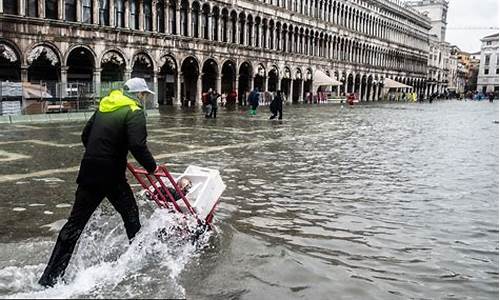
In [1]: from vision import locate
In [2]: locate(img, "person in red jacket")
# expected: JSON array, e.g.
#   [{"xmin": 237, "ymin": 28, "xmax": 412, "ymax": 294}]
[{"xmin": 38, "ymin": 78, "xmax": 158, "ymax": 288}]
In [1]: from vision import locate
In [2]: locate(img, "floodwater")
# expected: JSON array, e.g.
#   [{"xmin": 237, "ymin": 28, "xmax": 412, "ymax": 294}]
[{"xmin": 0, "ymin": 101, "xmax": 498, "ymax": 299}]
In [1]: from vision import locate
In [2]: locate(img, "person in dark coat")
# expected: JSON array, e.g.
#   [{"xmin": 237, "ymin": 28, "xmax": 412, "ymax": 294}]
[
  {"xmin": 269, "ymin": 90, "xmax": 283, "ymax": 120},
  {"xmin": 248, "ymin": 88, "xmax": 260, "ymax": 116},
  {"xmin": 208, "ymin": 90, "xmax": 219, "ymax": 118},
  {"xmin": 38, "ymin": 78, "xmax": 158, "ymax": 288}
]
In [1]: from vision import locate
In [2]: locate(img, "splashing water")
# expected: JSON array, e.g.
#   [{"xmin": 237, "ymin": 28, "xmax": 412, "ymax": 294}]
[{"xmin": 0, "ymin": 198, "xmax": 214, "ymax": 299}]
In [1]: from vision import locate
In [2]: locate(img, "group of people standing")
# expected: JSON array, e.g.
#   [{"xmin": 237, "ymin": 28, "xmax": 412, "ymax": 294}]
[
  {"xmin": 246, "ymin": 88, "xmax": 284, "ymax": 120},
  {"xmin": 203, "ymin": 88, "xmax": 220, "ymax": 118},
  {"xmin": 203, "ymin": 87, "xmax": 285, "ymax": 120}
]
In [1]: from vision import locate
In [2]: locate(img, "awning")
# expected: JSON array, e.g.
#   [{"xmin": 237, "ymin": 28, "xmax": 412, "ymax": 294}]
[
  {"xmin": 314, "ymin": 70, "xmax": 342, "ymax": 86},
  {"xmin": 383, "ymin": 78, "xmax": 412, "ymax": 89}
]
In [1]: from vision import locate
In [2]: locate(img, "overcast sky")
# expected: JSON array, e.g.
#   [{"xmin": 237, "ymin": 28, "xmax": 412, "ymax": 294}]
[{"xmin": 444, "ymin": 0, "xmax": 499, "ymax": 53}]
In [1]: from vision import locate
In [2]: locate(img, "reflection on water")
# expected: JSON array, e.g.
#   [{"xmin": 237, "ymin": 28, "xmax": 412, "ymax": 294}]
[{"xmin": 0, "ymin": 101, "xmax": 498, "ymax": 299}]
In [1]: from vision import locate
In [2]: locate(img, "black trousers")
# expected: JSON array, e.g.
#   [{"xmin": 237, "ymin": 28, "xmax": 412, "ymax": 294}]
[
  {"xmin": 270, "ymin": 107, "xmax": 282, "ymax": 120},
  {"xmin": 39, "ymin": 182, "xmax": 140, "ymax": 287},
  {"xmin": 209, "ymin": 106, "xmax": 217, "ymax": 118}
]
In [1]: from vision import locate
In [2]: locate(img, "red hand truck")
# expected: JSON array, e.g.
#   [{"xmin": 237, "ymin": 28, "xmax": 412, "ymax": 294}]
[{"xmin": 126, "ymin": 162, "xmax": 217, "ymax": 228}]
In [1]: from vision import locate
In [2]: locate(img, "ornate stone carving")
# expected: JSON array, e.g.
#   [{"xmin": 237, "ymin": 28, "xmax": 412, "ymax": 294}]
[
  {"xmin": 283, "ymin": 68, "xmax": 291, "ymax": 79},
  {"xmin": 133, "ymin": 53, "xmax": 153, "ymax": 68},
  {"xmin": 295, "ymin": 69, "xmax": 302, "ymax": 80},
  {"xmin": 27, "ymin": 45, "xmax": 59, "ymax": 66},
  {"xmin": 102, "ymin": 51, "xmax": 125, "ymax": 66},
  {"xmin": 160, "ymin": 55, "xmax": 177, "ymax": 70},
  {"xmin": 0, "ymin": 44, "xmax": 18, "ymax": 63}
]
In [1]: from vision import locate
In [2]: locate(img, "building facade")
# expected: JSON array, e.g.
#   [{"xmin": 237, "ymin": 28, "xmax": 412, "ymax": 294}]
[
  {"xmin": 477, "ymin": 33, "xmax": 499, "ymax": 94},
  {"xmin": 0, "ymin": 0, "xmax": 431, "ymax": 107},
  {"xmin": 406, "ymin": 0, "xmax": 450, "ymax": 96}
]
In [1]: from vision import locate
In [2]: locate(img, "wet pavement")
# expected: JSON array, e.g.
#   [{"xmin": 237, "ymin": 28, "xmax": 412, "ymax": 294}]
[{"xmin": 0, "ymin": 101, "xmax": 498, "ymax": 299}]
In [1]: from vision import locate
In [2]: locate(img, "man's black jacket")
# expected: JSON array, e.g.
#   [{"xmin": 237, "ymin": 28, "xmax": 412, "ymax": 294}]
[{"xmin": 77, "ymin": 91, "xmax": 156, "ymax": 185}]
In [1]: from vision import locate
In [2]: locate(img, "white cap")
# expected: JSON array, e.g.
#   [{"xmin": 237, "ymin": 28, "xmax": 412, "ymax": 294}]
[{"xmin": 124, "ymin": 78, "xmax": 155, "ymax": 95}]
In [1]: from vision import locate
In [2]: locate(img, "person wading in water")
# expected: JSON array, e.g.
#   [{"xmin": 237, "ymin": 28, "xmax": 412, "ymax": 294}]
[{"xmin": 38, "ymin": 78, "xmax": 158, "ymax": 287}]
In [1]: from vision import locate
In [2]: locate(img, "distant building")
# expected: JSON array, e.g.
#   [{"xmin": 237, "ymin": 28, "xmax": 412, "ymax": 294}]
[
  {"xmin": 406, "ymin": 0, "xmax": 450, "ymax": 96},
  {"xmin": 477, "ymin": 33, "xmax": 499, "ymax": 94}
]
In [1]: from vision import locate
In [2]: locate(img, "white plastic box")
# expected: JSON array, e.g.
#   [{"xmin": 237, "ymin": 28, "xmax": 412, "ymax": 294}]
[{"xmin": 149, "ymin": 165, "xmax": 226, "ymax": 221}]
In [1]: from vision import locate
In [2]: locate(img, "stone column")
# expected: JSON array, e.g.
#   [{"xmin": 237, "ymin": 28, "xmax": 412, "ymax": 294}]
[
  {"xmin": 187, "ymin": 8, "xmax": 191, "ymax": 36},
  {"xmin": 207, "ymin": 13, "xmax": 212, "ymax": 40},
  {"xmin": 216, "ymin": 74, "xmax": 222, "ymax": 95},
  {"xmin": 109, "ymin": 0, "xmax": 115, "ymax": 26},
  {"xmin": 0, "ymin": 0, "xmax": 3, "ymax": 14},
  {"xmin": 167, "ymin": 1, "xmax": 172, "ymax": 33},
  {"xmin": 138, "ymin": 0, "xmax": 144, "ymax": 30},
  {"xmin": 196, "ymin": 75, "xmax": 202, "ymax": 104},
  {"xmin": 299, "ymin": 79, "xmax": 304, "ymax": 102},
  {"xmin": 21, "ymin": 65, "xmax": 28, "ymax": 82},
  {"xmin": 61, "ymin": 66, "xmax": 68, "ymax": 98},
  {"xmin": 367, "ymin": 83, "xmax": 373, "ymax": 101},
  {"xmin": 374, "ymin": 83, "xmax": 380, "ymax": 101},
  {"xmin": 18, "ymin": 0, "xmax": 24, "ymax": 16},
  {"xmin": 93, "ymin": 68, "xmax": 101, "ymax": 99},
  {"xmin": 176, "ymin": 72, "xmax": 182, "ymax": 105},
  {"xmin": 58, "ymin": 0, "xmax": 64, "ymax": 19},
  {"xmin": 288, "ymin": 79, "xmax": 293, "ymax": 103},
  {"xmin": 124, "ymin": 68, "xmax": 132, "ymax": 80},
  {"xmin": 76, "ymin": 0, "xmax": 81, "ymax": 21},
  {"xmin": 175, "ymin": 7, "xmax": 180, "ymax": 35},
  {"xmin": 262, "ymin": 77, "xmax": 267, "ymax": 93},
  {"xmin": 153, "ymin": 71, "xmax": 158, "ymax": 108},
  {"xmin": 249, "ymin": 75, "xmax": 254, "ymax": 91},
  {"xmin": 151, "ymin": 0, "xmax": 157, "ymax": 32},
  {"xmin": 93, "ymin": 0, "xmax": 99, "ymax": 24}
]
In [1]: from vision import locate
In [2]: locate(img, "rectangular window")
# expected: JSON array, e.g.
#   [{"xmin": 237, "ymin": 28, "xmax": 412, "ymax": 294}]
[
  {"xmin": 485, "ymin": 54, "xmax": 490, "ymax": 65},
  {"xmin": 496, "ymin": 69, "xmax": 499, "ymax": 75},
  {"xmin": 144, "ymin": 0, "xmax": 152, "ymax": 31},
  {"xmin": 82, "ymin": 0, "xmax": 93, "ymax": 23},
  {"xmin": 169, "ymin": 4, "xmax": 176, "ymax": 34},
  {"xmin": 115, "ymin": 0, "xmax": 124, "ymax": 27},
  {"xmin": 129, "ymin": 0, "xmax": 139, "ymax": 29},
  {"xmin": 484, "ymin": 69, "xmax": 489, "ymax": 75},
  {"xmin": 45, "ymin": 0, "xmax": 58, "ymax": 19},
  {"xmin": 99, "ymin": 0, "xmax": 109, "ymax": 26},
  {"xmin": 4, "ymin": 0, "xmax": 18, "ymax": 14},
  {"xmin": 65, "ymin": 0, "xmax": 76, "ymax": 21},
  {"xmin": 487, "ymin": 41, "xmax": 492, "ymax": 45},
  {"xmin": 26, "ymin": 0, "xmax": 38, "ymax": 17}
]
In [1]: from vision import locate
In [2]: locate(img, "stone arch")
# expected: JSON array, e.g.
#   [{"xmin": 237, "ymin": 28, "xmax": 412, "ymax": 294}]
[
  {"xmin": 254, "ymin": 63, "xmax": 266, "ymax": 91},
  {"xmin": 100, "ymin": 49, "xmax": 127, "ymax": 82},
  {"xmin": 221, "ymin": 59, "xmax": 236, "ymax": 95},
  {"xmin": 158, "ymin": 54, "xmax": 178, "ymax": 105},
  {"xmin": 64, "ymin": 44, "xmax": 97, "ymax": 68},
  {"xmin": 201, "ymin": 58, "xmax": 218, "ymax": 93},
  {"xmin": 180, "ymin": 55, "xmax": 200, "ymax": 106},
  {"xmin": 131, "ymin": 52, "xmax": 155, "ymax": 83},
  {"xmin": 238, "ymin": 60, "xmax": 252, "ymax": 105},
  {"xmin": 66, "ymin": 45, "xmax": 96, "ymax": 84},
  {"xmin": 292, "ymin": 67, "xmax": 303, "ymax": 103},
  {"xmin": 26, "ymin": 43, "xmax": 61, "ymax": 82},
  {"xmin": 0, "ymin": 39, "xmax": 22, "ymax": 81}
]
